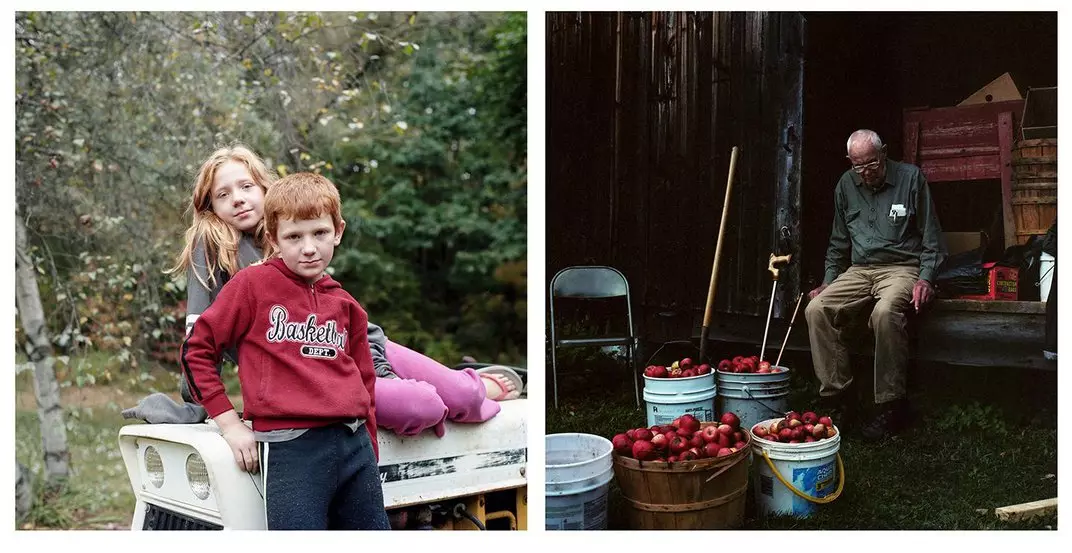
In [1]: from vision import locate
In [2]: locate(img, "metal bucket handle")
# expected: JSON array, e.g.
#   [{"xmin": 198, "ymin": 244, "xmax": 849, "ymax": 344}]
[
  {"xmin": 741, "ymin": 385, "xmax": 793, "ymax": 417},
  {"xmin": 741, "ymin": 385, "xmax": 789, "ymax": 418}
]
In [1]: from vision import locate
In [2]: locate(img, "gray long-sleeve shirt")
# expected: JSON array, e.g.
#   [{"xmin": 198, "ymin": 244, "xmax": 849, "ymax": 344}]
[{"xmin": 824, "ymin": 159, "xmax": 947, "ymax": 284}]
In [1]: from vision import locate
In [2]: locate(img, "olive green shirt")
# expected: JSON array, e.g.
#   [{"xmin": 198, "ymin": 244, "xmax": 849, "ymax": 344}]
[{"xmin": 823, "ymin": 159, "xmax": 947, "ymax": 285}]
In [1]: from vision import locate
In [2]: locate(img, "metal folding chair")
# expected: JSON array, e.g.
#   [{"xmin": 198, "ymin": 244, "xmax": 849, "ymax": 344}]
[{"xmin": 549, "ymin": 265, "xmax": 641, "ymax": 409}]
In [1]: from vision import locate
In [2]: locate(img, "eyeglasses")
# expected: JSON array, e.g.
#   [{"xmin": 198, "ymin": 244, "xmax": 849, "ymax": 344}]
[{"xmin": 850, "ymin": 159, "xmax": 882, "ymax": 174}]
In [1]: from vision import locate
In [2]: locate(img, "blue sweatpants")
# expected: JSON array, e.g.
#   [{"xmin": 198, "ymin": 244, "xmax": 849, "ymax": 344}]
[{"xmin": 261, "ymin": 424, "xmax": 390, "ymax": 530}]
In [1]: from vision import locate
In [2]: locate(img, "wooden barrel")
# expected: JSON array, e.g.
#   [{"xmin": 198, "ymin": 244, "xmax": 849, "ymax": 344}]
[
  {"xmin": 611, "ymin": 426, "xmax": 750, "ymax": 530},
  {"xmin": 1010, "ymin": 139, "xmax": 1057, "ymax": 245}
]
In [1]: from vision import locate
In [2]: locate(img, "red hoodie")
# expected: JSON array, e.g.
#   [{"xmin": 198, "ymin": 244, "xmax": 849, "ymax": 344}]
[{"xmin": 181, "ymin": 257, "xmax": 378, "ymax": 457}]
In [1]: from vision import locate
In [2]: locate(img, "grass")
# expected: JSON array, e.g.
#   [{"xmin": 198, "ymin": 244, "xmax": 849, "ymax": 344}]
[
  {"xmin": 14, "ymin": 351, "xmax": 244, "ymax": 530},
  {"xmin": 546, "ymin": 342, "xmax": 1058, "ymax": 530}
]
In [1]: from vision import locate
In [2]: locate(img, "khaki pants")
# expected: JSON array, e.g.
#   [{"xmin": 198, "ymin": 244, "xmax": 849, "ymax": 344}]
[{"xmin": 804, "ymin": 265, "xmax": 917, "ymax": 404}]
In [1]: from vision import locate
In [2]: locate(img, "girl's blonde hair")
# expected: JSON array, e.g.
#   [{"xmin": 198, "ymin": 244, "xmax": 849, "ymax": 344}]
[{"xmin": 168, "ymin": 144, "xmax": 277, "ymax": 290}]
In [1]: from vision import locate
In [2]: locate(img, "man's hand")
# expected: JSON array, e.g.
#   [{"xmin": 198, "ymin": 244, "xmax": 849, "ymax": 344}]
[
  {"xmin": 808, "ymin": 283, "xmax": 829, "ymax": 300},
  {"xmin": 911, "ymin": 279, "xmax": 935, "ymax": 313},
  {"xmin": 215, "ymin": 409, "xmax": 259, "ymax": 473}
]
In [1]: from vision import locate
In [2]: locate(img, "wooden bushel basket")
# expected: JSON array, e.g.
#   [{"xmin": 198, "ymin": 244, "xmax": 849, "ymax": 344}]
[
  {"xmin": 611, "ymin": 423, "xmax": 750, "ymax": 530},
  {"xmin": 1010, "ymin": 138, "xmax": 1057, "ymax": 245}
]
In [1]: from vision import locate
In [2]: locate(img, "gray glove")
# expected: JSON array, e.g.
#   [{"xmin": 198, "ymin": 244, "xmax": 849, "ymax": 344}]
[{"xmin": 121, "ymin": 392, "xmax": 208, "ymax": 424}]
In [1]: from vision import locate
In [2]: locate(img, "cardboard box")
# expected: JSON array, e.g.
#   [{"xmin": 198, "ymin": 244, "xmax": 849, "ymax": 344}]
[
  {"xmin": 958, "ymin": 72, "xmax": 1023, "ymax": 106},
  {"xmin": 943, "ymin": 231, "xmax": 984, "ymax": 256},
  {"xmin": 957, "ymin": 262, "xmax": 1019, "ymax": 301}
]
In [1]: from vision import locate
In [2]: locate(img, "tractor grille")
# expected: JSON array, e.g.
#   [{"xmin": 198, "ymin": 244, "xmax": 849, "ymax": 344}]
[{"xmin": 142, "ymin": 503, "xmax": 222, "ymax": 530}]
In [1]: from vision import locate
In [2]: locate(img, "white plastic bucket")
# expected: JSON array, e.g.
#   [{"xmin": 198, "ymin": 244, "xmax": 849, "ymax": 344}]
[
  {"xmin": 642, "ymin": 373, "xmax": 717, "ymax": 426},
  {"xmin": 1040, "ymin": 252, "xmax": 1055, "ymax": 302},
  {"xmin": 749, "ymin": 417, "xmax": 843, "ymax": 518},
  {"xmin": 717, "ymin": 368, "xmax": 791, "ymax": 432},
  {"xmin": 546, "ymin": 433, "xmax": 614, "ymax": 530}
]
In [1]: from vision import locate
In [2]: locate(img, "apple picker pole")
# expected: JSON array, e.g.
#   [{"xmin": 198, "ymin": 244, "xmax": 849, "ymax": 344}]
[
  {"xmin": 699, "ymin": 146, "xmax": 739, "ymax": 364},
  {"xmin": 759, "ymin": 253, "xmax": 793, "ymax": 363}
]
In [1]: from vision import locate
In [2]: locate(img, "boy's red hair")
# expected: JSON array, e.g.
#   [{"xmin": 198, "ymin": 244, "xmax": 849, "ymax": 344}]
[{"xmin": 264, "ymin": 172, "xmax": 345, "ymax": 239}]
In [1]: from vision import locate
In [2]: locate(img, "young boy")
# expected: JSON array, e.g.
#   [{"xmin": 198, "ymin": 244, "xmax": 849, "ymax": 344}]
[{"xmin": 181, "ymin": 172, "xmax": 390, "ymax": 530}]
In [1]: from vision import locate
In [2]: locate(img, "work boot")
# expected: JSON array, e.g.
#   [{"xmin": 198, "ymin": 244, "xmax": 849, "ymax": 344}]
[{"xmin": 859, "ymin": 398, "xmax": 911, "ymax": 441}]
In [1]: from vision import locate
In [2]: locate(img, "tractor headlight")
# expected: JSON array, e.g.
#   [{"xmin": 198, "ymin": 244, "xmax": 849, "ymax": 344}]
[
  {"xmin": 144, "ymin": 446, "xmax": 165, "ymax": 488},
  {"xmin": 185, "ymin": 453, "xmax": 211, "ymax": 500}
]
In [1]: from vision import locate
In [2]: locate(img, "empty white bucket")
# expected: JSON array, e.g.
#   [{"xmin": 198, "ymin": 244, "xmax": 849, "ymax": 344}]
[
  {"xmin": 1040, "ymin": 252, "xmax": 1055, "ymax": 302},
  {"xmin": 749, "ymin": 418, "xmax": 844, "ymax": 518},
  {"xmin": 546, "ymin": 433, "xmax": 614, "ymax": 530},
  {"xmin": 642, "ymin": 373, "xmax": 717, "ymax": 426},
  {"xmin": 717, "ymin": 368, "xmax": 792, "ymax": 432}
]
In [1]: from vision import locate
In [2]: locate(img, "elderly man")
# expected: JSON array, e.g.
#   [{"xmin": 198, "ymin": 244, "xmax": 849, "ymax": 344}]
[{"xmin": 805, "ymin": 129, "xmax": 947, "ymax": 440}]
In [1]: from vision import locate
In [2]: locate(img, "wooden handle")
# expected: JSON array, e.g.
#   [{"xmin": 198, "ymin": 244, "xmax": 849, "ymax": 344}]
[
  {"xmin": 768, "ymin": 253, "xmax": 792, "ymax": 281},
  {"xmin": 699, "ymin": 147, "xmax": 739, "ymax": 362}
]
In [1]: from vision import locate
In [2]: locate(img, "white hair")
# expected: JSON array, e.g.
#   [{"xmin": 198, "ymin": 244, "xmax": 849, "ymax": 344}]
[{"xmin": 847, "ymin": 129, "xmax": 884, "ymax": 153}]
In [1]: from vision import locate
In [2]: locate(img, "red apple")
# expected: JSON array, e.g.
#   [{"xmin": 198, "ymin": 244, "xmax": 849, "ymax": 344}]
[
  {"xmin": 626, "ymin": 429, "xmax": 638, "ymax": 441},
  {"xmin": 804, "ymin": 436, "xmax": 817, "ymax": 443},
  {"xmin": 720, "ymin": 412, "xmax": 741, "ymax": 429},
  {"xmin": 634, "ymin": 428, "xmax": 653, "ymax": 442},
  {"xmin": 803, "ymin": 423, "xmax": 815, "ymax": 435},
  {"xmin": 753, "ymin": 425, "xmax": 769, "ymax": 437},
  {"xmin": 703, "ymin": 442, "xmax": 722, "ymax": 458},
  {"xmin": 758, "ymin": 361, "xmax": 771, "ymax": 372},
  {"xmin": 787, "ymin": 418, "xmax": 803, "ymax": 428},
  {"xmin": 734, "ymin": 441, "xmax": 748, "ymax": 450},
  {"xmin": 667, "ymin": 455, "xmax": 678, "ymax": 463},
  {"xmin": 718, "ymin": 359, "xmax": 732, "ymax": 372},
  {"xmin": 651, "ymin": 433, "xmax": 669, "ymax": 451},
  {"xmin": 717, "ymin": 432, "xmax": 732, "ymax": 448},
  {"xmin": 680, "ymin": 357, "xmax": 693, "ymax": 368},
  {"xmin": 757, "ymin": 367, "xmax": 771, "ymax": 374},
  {"xmin": 701, "ymin": 425, "xmax": 720, "ymax": 443},
  {"xmin": 632, "ymin": 440, "xmax": 656, "ymax": 461},
  {"xmin": 786, "ymin": 411, "xmax": 801, "ymax": 422},
  {"xmin": 688, "ymin": 446, "xmax": 704, "ymax": 459},
  {"xmin": 651, "ymin": 366, "xmax": 668, "ymax": 378},
  {"xmin": 791, "ymin": 427, "xmax": 804, "ymax": 441},
  {"xmin": 811, "ymin": 423, "xmax": 827, "ymax": 439},
  {"xmin": 696, "ymin": 363, "xmax": 712, "ymax": 375},
  {"xmin": 802, "ymin": 411, "xmax": 819, "ymax": 425},
  {"xmin": 612, "ymin": 434, "xmax": 633, "ymax": 456},
  {"xmin": 717, "ymin": 448, "xmax": 733, "ymax": 457},
  {"xmin": 690, "ymin": 434, "xmax": 705, "ymax": 449},
  {"xmin": 681, "ymin": 368, "xmax": 697, "ymax": 378},
  {"xmin": 733, "ymin": 431, "xmax": 744, "ymax": 443},
  {"xmin": 679, "ymin": 450, "xmax": 698, "ymax": 462},
  {"xmin": 663, "ymin": 430, "xmax": 678, "ymax": 442},
  {"xmin": 778, "ymin": 428, "xmax": 794, "ymax": 441},
  {"xmin": 818, "ymin": 416, "xmax": 833, "ymax": 427},
  {"xmin": 669, "ymin": 436, "xmax": 689, "ymax": 455}
]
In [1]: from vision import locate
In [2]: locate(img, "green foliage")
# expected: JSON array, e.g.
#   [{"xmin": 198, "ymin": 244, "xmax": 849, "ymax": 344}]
[
  {"xmin": 15, "ymin": 12, "xmax": 527, "ymax": 376},
  {"xmin": 933, "ymin": 401, "xmax": 1009, "ymax": 435}
]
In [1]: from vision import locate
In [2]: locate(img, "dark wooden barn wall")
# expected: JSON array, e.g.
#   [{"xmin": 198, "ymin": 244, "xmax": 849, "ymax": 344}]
[{"xmin": 547, "ymin": 12, "xmax": 806, "ymax": 339}]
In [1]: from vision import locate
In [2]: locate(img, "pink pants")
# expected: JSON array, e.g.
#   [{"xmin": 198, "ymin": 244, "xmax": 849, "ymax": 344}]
[{"xmin": 374, "ymin": 340, "xmax": 502, "ymax": 437}]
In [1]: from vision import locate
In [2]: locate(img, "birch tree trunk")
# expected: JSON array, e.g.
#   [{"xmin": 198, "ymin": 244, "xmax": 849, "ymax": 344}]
[{"xmin": 15, "ymin": 206, "xmax": 70, "ymax": 486}]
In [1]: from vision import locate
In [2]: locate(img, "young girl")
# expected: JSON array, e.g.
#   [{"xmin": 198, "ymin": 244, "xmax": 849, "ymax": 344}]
[{"xmin": 125, "ymin": 144, "xmax": 519, "ymax": 435}]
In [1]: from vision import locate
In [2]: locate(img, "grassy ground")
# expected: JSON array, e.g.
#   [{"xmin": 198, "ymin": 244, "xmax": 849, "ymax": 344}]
[
  {"xmin": 546, "ymin": 341, "xmax": 1058, "ymax": 530},
  {"xmin": 14, "ymin": 351, "xmax": 243, "ymax": 530}
]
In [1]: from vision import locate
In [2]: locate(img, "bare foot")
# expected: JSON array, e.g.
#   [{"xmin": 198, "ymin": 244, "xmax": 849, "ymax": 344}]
[{"xmin": 481, "ymin": 373, "xmax": 520, "ymax": 401}]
